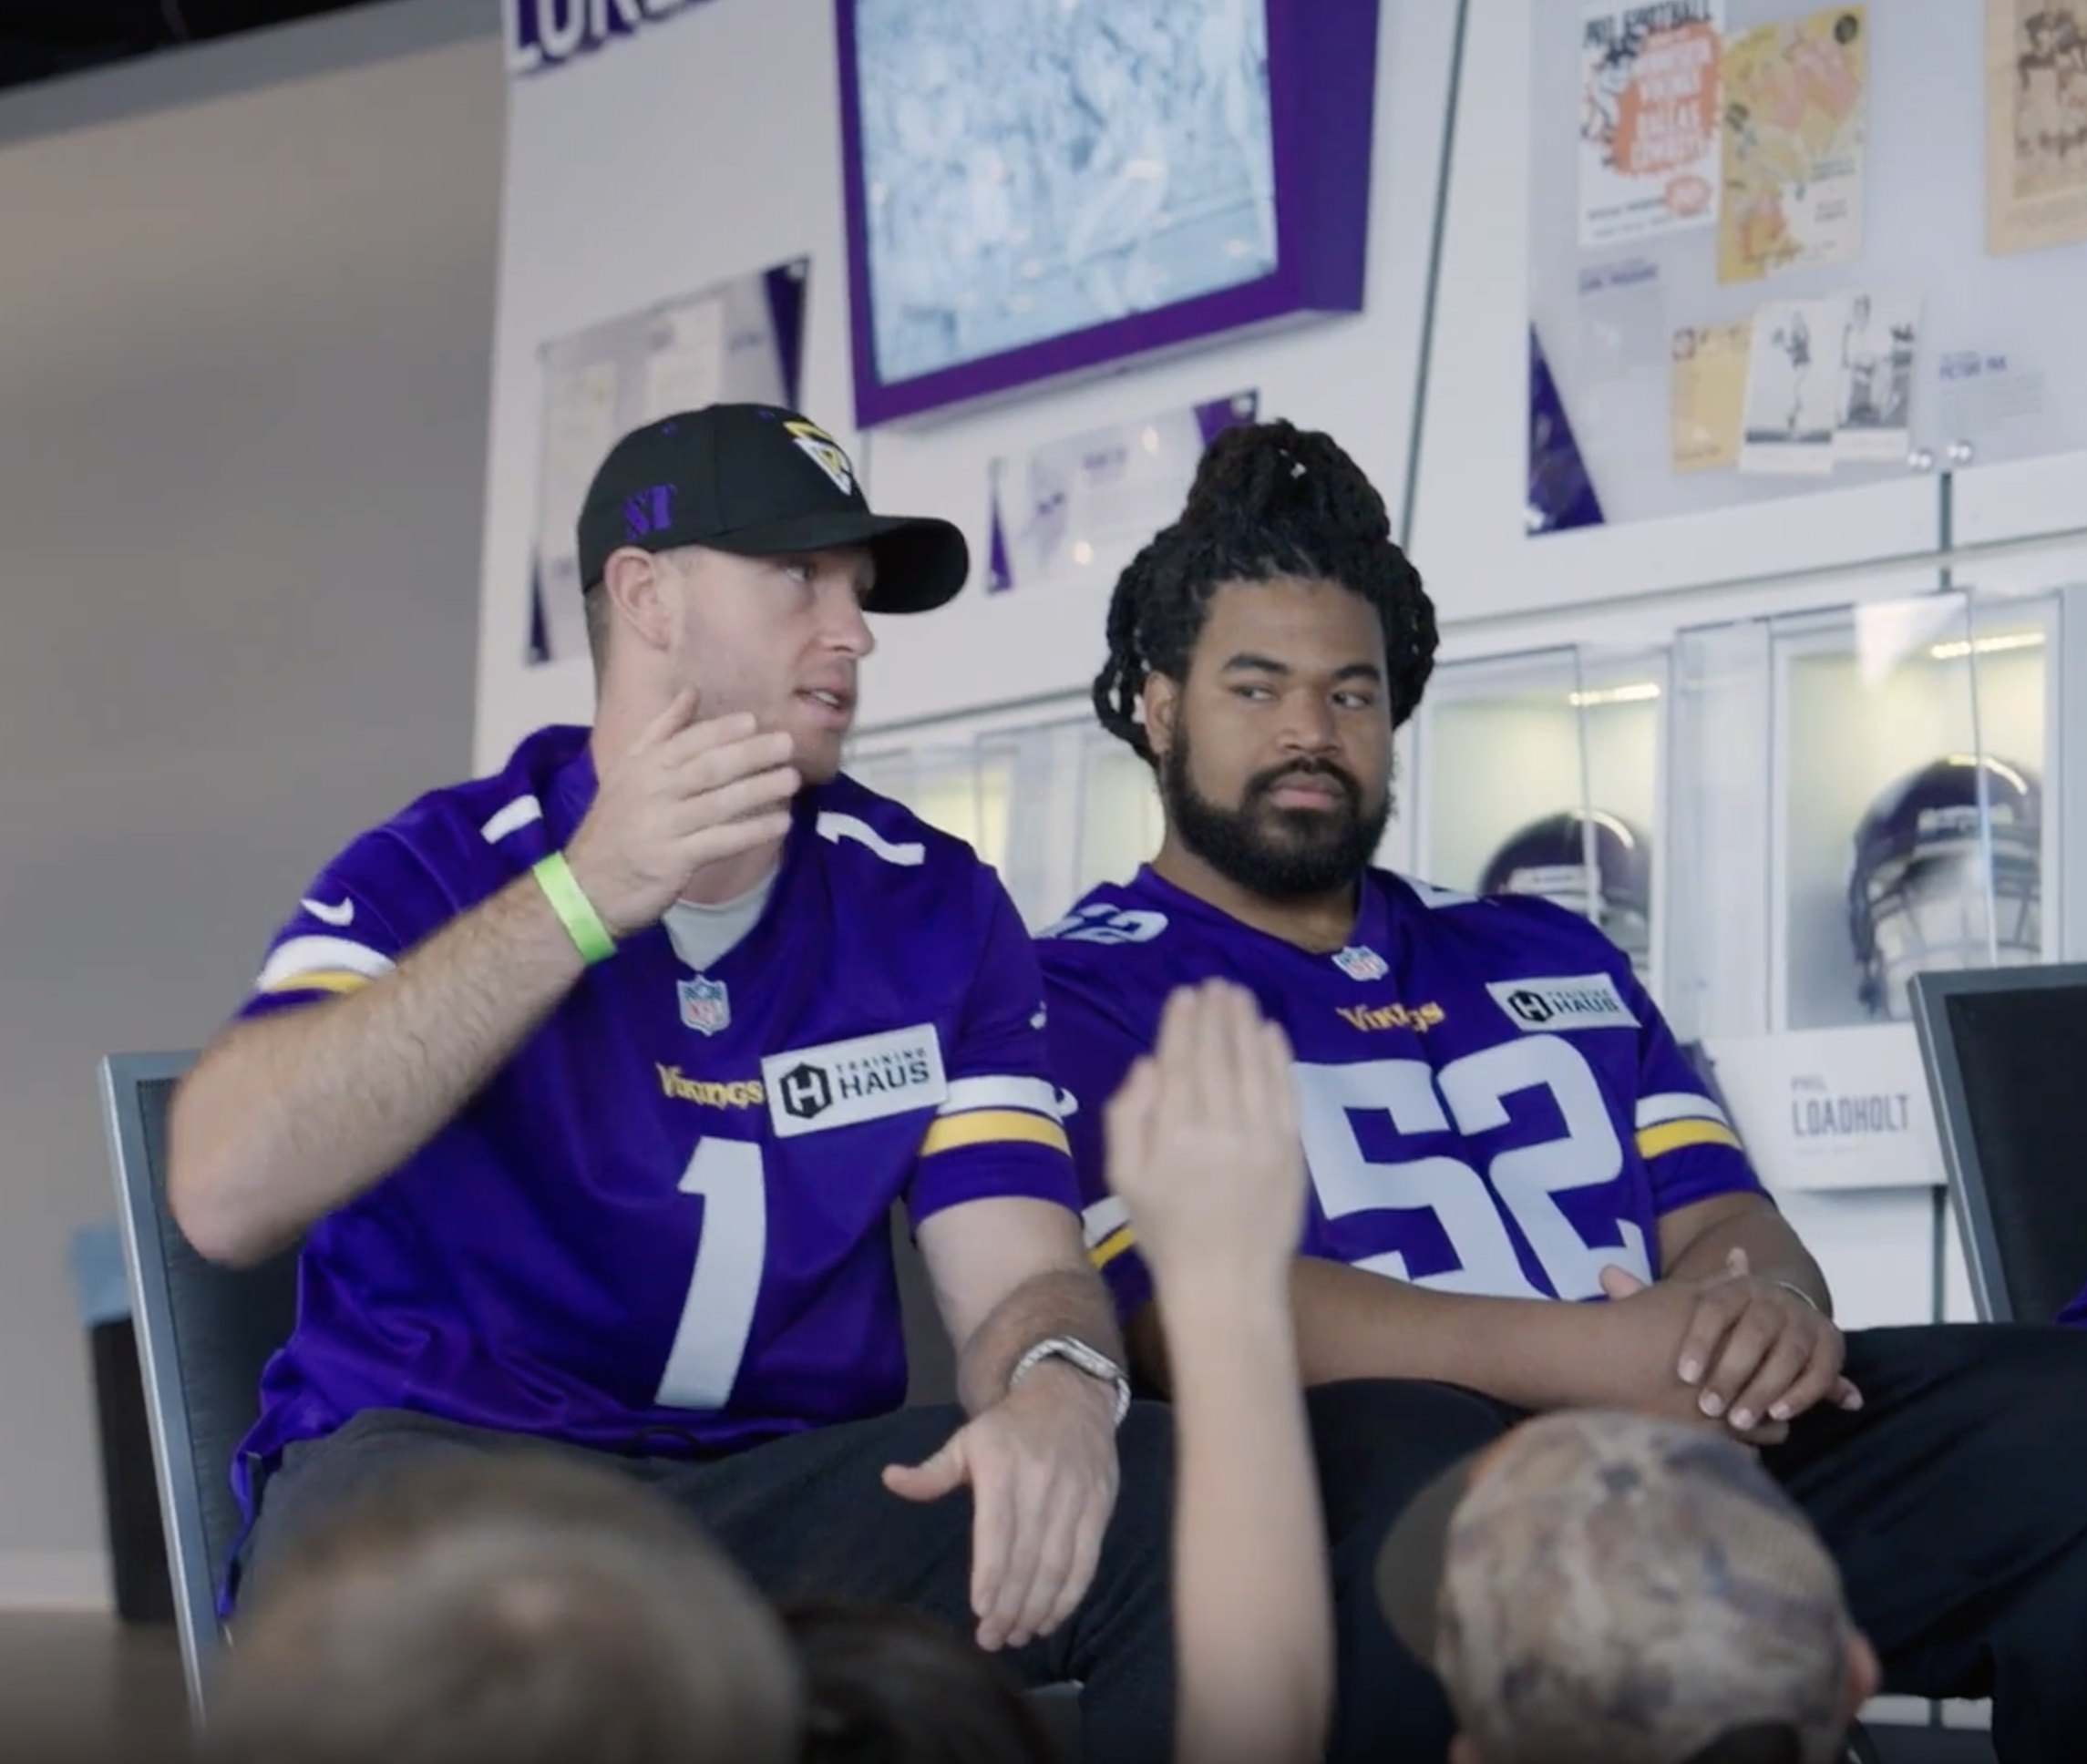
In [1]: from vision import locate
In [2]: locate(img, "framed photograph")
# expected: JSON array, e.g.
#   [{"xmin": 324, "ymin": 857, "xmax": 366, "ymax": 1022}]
[{"xmin": 833, "ymin": 0, "xmax": 1379, "ymax": 427}]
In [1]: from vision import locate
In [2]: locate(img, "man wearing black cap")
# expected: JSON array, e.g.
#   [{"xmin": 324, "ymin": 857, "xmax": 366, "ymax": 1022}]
[{"xmin": 170, "ymin": 405, "xmax": 1173, "ymax": 1762}]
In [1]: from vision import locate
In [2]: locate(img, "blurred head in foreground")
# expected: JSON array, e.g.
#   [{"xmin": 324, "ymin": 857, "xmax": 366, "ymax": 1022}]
[
  {"xmin": 786, "ymin": 1600, "xmax": 1062, "ymax": 1764},
  {"xmin": 208, "ymin": 1453, "xmax": 802, "ymax": 1764},
  {"xmin": 1377, "ymin": 1410, "xmax": 1878, "ymax": 1764}
]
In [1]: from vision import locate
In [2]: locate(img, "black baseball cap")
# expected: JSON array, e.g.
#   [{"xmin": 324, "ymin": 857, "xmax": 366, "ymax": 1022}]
[{"xmin": 576, "ymin": 404, "xmax": 970, "ymax": 615}]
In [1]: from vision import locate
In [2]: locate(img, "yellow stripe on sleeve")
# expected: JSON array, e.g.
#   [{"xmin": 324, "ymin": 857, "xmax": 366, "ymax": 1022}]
[
  {"xmin": 258, "ymin": 969, "xmax": 375, "ymax": 997},
  {"xmin": 919, "ymin": 1108, "xmax": 1071, "ymax": 1159},
  {"xmin": 1088, "ymin": 1224, "xmax": 1138, "ymax": 1271},
  {"xmin": 1636, "ymin": 1118, "xmax": 1744, "ymax": 1160}
]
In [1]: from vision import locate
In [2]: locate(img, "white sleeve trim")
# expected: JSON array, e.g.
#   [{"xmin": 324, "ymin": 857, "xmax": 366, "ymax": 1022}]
[
  {"xmin": 816, "ymin": 812, "xmax": 926, "ymax": 867},
  {"xmin": 256, "ymin": 937, "xmax": 396, "ymax": 990},
  {"xmin": 939, "ymin": 1076, "xmax": 1063, "ymax": 1120},
  {"xmin": 1081, "ymin": 1195, "xmax": 1131, "ymax": 1249},
  {"xmin": 480, "ymin": 794, "xmax": 544, "ymax": 845},
  {"xmin": 1635, "ymin": 1092, "xmax": 1732, "ymax": 1131}
]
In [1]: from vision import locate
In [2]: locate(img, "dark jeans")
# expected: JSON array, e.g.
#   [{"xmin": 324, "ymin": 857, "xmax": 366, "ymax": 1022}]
[
  {"xmin": 239, "ymin": 1401, "xmax": 1177, "ymax": 1764},
  {"xmin": 1314, "ymin": 1325, "xmax": 2087, "ymax": 1764}
]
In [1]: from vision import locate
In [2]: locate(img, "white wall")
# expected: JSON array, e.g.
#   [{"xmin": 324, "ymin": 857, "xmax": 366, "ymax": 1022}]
[
  {"xmin": 0, "ymin": 0, "xmax": 503, "ymax": 1605},
  {"xmin": 473, "ymin": 0, "xmax": 1461, "ymax": 765}
]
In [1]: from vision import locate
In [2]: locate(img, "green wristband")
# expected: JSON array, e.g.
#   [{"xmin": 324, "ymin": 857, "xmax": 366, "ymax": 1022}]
[{"xmin": 532, "ymin": 852, "xmax": 617, "ymax": 965}]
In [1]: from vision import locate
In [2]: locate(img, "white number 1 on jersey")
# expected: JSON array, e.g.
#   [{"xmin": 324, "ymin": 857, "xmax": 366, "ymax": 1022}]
[{"xmin": 654, "ymin": 1139, "xmax": 767, "ymax": 1410}]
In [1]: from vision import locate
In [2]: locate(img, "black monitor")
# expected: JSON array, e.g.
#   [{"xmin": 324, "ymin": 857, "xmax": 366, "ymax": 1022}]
[{"xmin": 1910, "ymin": 964, "xmax": 2087, "ymax": 1326}]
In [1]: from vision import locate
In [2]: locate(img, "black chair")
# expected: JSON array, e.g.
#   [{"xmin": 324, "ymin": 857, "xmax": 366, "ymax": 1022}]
[
  {"xmin": 99, "ymin": 1050, "xmax": 299, "ymax": 1721},
  {"xmin": 1910, "ymin": 963, "xmax": 2087, "ymax": 1324}
]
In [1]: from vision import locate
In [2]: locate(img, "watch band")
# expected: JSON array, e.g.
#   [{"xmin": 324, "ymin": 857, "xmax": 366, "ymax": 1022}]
[{"xmin": 1008, "ymin": 1335, "xmax": 1132, "ymax": 1426}]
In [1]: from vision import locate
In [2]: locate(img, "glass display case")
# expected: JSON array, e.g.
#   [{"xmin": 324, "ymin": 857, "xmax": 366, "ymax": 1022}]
[
  {"xmin": 845, "ymin": 739, "xmax": 1014, "ymax": 874},
  {"xmin": 1072, "ymin": 727, "xmax": 1166, "ymax": 903},
  {"xmin": 1666, "ymin": 585, "xmax": 2060, "ymax": 1037},
  {"xmin": 1786, "ymin": 601, "xmax": 2051, "ymax": 1028},
  {"xmin": 848, "ymin": 708, "xmax": 1150, "ymax": 929},
  {"xmin": 851, "ymin": 695, "xmax": 1420, "ymax": 928},
  {"xmin": 1665, "ymin": 580, "xmax": 2061, "ymax": 1327},
  {"xmin": 1413, "ymin": 643, "xmax": 1668, "ymax": 990}
]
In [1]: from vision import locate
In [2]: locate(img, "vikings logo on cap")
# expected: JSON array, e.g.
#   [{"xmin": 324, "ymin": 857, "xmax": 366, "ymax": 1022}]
[
  {"xmin": 678, "ymin": 974, "xmax": 732, "ymax": 1036},
  {"xmin": 784, "ymin": 419, "xmax": 856, "ymax": 497}
]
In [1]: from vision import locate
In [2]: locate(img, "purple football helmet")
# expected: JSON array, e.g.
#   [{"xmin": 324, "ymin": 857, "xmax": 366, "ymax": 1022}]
[
  {"xmin": 1479, "ymin": 808, "xmax": 1653, "ymax": 969},
  {"xmin": 1846, "ymin": 754, "xmax": 2043, "ymax": 1020}
]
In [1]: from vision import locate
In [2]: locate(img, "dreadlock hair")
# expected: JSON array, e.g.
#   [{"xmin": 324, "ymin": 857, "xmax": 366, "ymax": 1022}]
[{"xmin": 1092, "ymin": 418, "xmax": 1438, "ymax": 765}]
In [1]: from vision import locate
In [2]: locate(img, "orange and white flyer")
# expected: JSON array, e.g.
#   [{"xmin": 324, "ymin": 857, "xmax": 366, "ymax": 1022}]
[{"xmin": 1578, "ymin": 0, "xmax": 1724, "ymax": 249}]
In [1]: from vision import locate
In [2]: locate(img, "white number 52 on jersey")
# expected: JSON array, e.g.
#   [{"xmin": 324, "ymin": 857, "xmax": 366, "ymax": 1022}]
[{"xmin": 1295, "ymin": 1036, "xmax": 1651, "ymax": 1300}]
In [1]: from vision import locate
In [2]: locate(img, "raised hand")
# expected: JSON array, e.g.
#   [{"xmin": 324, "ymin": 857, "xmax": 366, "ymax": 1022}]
[
  {"xmin": 1104, "ymin": 978, "xmax": 1307, "ymax": 1293},
  {"xmin": 564, "ymin": 689, "xmax": 799, "ymax": 937}
]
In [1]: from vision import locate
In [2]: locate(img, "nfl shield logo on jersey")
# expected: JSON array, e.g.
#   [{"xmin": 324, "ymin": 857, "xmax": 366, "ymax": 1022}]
[
  {"xmin": 1332, "ymin": 946, "xmax": 1389, "ymax": 982},
  {"xmin": 677, "ymin": 975, "xmax": 731, "ymax": 1036}
]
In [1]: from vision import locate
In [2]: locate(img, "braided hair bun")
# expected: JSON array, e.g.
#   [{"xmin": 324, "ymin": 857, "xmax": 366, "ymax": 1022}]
[{"xmin": 1092, "ymin": 419, "xmax": 1437, "ymax": 763}]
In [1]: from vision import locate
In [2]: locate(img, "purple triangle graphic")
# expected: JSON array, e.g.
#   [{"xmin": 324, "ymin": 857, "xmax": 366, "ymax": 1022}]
[
  {"xmin": 1527, "ymin": 326, "xmax": 1604, "ymax": 536},
  {"xmin": 527, "ymin": 558, "xmax": 550, "ymax": 665},
  {"xmin": 764, "ymin": 258, "xmax": 809, "ymax": 408},
  {"xmin": 986, "ymin": 464, "xmax": 1013, "ymax": 594}
]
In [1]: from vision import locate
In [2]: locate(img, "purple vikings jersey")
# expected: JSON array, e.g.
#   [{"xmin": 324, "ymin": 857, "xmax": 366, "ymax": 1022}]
[
  {"xmin": 1039, "ymin": 867, "xmax": 1764, "ymax": 1321},
  {"xmin": 227, "ymin": 724, "xmax": 1074, "ymax": 1519}
]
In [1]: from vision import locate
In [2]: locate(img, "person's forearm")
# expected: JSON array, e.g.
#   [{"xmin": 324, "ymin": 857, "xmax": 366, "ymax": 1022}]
[
  {"xmin": 952, "ymin": 1267, "xmax": 1126, "ymax": 1419},
  {"xmin": 1287, "ymin": 1255, "xmax": 1638, "ymax": 1410},
  {"xmin": 955, "ymin": 1269, "xmax": 1135, "ymax": 1419},
  {"xmin": 1662, "ymin": 1204, "xmax": 1834, "ymax": 1315},
  {"xmin": 1131, "ymin": 1256, "xmax": 1625, "ymax": 1413},
  {"xmin": 1163, "ymin": 1271, "xmax": 1330, "ymax": 1764},
  {"xmin": 169, "ymin": 873, "xmax": 589, "ymax": 1267}
]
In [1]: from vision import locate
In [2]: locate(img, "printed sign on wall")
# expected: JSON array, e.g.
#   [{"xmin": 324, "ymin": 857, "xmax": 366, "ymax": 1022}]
[
  {"xmin": 506, "ymin": 0, "xmax": 717, "ymax": 76},
  {"xmin": 1578, "ymin": 0, "xmax": 1724, "ymax": 250},
  {"xmin": 984, "ymin": 392, "xmax": 1259, "ymax": 596},
  {"xmin": 1701, "ymin": 1022, "xmax": 1946, "ymax": 1192},
  {"xmin": 527, "ymin": 258, "xmax": 809, "ymax": 667}
]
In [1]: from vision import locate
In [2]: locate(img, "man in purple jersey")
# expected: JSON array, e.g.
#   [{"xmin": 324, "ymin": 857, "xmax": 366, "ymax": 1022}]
[
  {"xmin": 170, "ymin": 404, "xmax": 1172, "ymax": 1763},
  {"xmin": 1038, "ymin": 417, "xmax": 2087, "ymax": 1764}
]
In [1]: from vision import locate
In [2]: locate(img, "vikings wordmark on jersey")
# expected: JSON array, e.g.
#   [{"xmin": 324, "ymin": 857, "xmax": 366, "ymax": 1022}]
[
  {"xmin": 224, "ymin": 724, "xmax": 1075, "ymax": 1567},
  {"xmin": 1039, "ymin": 867, "xmax": 1761, "ymax": 1322}
]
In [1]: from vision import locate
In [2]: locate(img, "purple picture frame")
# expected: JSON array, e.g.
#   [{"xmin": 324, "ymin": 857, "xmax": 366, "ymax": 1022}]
[{"xmin": 833, "ymin": 1, "xmax": 1381, "ymax": 430}]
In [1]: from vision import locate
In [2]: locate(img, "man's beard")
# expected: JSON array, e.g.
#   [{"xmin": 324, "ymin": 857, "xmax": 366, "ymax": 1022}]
[{"xmin": 1160, "ymin": 727, "xmax": 1391, "ymax": 900}]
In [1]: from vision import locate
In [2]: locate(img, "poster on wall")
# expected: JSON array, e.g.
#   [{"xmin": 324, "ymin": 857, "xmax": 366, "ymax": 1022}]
[
  {"xmin": 1731, "ymin": 290, "xmax": 1919, "ymax": 475},
  {"xmin": 1670, "ymin": 318, "xmax": 1750, "ymax": 470},
  {"xmin": 985, "ymin": 392, "xmax": 1259, "ymax": 594},
  {"xmin": 1717, "ymin": 6, "xmax": 1867, "ymax": 284},
  {"xmin": 1831, "ymin": 290, "xmax": 1921, "ymax": 463},
  {"xmin": 1984, "ymin": 0, "xmax": 2087, "ymax": 256},
  {"xmin": 526, "ymin": 258, "xmax": 809, "ymax": 667},
  {"xmin": 1577, "ymin": 0, "xmax": 1723, "ymax": 250},
  {"xmin": 1738, "ymin": 296, "xmax": 1845, "ymax": 474}
]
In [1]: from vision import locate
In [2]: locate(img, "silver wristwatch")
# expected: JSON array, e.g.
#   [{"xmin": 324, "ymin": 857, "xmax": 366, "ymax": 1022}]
[{"xmin": 1008, "ymin": 1334, "xmax": 1133, "ymax": 1426}]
